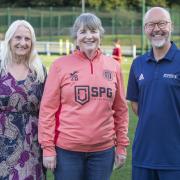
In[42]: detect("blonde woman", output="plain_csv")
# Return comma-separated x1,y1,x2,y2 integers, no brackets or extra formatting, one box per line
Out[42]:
0,20,46,179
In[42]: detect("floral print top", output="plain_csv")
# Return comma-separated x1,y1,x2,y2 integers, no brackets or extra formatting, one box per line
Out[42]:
0,69,46,180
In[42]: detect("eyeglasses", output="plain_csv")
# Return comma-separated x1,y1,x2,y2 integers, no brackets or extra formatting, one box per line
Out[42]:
145,21,170,30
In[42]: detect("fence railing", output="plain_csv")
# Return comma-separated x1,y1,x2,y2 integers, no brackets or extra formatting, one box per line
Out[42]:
35,41,137,57
0,7,179,52
0,41,137,58
0,7,179,38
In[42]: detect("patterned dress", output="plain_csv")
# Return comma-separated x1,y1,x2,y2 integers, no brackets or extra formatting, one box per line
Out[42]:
0,69,46,180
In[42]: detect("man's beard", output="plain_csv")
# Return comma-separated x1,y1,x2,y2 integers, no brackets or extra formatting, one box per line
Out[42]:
150,33,171,49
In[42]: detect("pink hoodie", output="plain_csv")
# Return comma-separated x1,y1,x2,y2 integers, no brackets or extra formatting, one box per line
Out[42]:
38,50,129,157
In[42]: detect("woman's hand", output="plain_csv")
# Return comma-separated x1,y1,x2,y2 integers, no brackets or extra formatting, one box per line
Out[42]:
114,153,126,169
43,156,56,171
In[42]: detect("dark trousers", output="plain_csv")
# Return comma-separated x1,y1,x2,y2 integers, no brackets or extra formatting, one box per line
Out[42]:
132,166,180,180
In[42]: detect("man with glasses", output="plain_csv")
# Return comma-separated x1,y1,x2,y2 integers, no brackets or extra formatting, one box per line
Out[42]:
127,7,180,180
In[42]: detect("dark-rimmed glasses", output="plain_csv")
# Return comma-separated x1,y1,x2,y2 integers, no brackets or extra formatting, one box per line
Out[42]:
145,21,171,30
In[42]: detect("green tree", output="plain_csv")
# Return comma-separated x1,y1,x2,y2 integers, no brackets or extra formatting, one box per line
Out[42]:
87,0,127,11
166,0,180,7
87,0,102,9
146,0,167,7
0,0,179,9
102,0,126,10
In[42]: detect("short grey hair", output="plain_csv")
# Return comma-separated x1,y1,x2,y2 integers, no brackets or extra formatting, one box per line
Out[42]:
71,13,105,39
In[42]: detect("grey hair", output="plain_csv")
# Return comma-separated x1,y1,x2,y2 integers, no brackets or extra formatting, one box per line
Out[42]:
71,13,105,39
144,7,171,24
0,20,45,82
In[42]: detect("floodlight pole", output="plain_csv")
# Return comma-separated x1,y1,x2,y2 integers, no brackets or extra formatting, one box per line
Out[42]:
141,0,145,54
82,0,85,13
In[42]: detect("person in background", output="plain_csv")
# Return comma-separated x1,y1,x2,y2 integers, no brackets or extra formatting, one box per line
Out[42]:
112,38,122,63
127,7,180,180
38,13,129,180
0,20,46,179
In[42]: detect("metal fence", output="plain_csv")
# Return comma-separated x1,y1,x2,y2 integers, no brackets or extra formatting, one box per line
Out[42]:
0,7,179,49
0,40,138,58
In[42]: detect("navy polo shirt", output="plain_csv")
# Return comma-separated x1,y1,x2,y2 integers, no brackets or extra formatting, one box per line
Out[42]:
127,42,180,169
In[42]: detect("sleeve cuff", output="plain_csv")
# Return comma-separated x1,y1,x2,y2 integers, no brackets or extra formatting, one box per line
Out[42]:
43,146,56,157
116,145,127,156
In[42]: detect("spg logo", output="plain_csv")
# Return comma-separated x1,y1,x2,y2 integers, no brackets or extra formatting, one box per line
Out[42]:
75,86,90,105
75,85,112,105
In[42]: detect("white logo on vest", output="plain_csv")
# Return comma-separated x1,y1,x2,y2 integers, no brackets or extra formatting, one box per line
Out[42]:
139,73,144,80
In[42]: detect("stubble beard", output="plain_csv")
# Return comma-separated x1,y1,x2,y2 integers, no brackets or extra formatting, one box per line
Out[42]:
150,33,171,49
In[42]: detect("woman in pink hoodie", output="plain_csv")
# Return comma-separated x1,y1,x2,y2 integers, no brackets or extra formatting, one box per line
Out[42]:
38,12,129,180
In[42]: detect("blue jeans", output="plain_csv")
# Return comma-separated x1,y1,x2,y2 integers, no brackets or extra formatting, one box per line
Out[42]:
54,146,115,180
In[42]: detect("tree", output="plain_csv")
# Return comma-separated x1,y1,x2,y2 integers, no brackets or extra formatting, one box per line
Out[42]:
146,0,167,7
87,0,102,9
166,0,180,7
0,0,179,9
102,0,126,10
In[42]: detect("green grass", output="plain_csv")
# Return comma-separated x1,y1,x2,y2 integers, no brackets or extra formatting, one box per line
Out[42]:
40,55,133,87
38,34,180,49
41,55,59,71
40,55,137,180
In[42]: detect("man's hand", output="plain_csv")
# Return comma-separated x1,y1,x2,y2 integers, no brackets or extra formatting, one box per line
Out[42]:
114,154,126,169
43,156,56,171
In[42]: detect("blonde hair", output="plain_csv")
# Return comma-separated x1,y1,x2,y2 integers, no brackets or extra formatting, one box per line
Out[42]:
71,13,105,39
0,20,45,82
